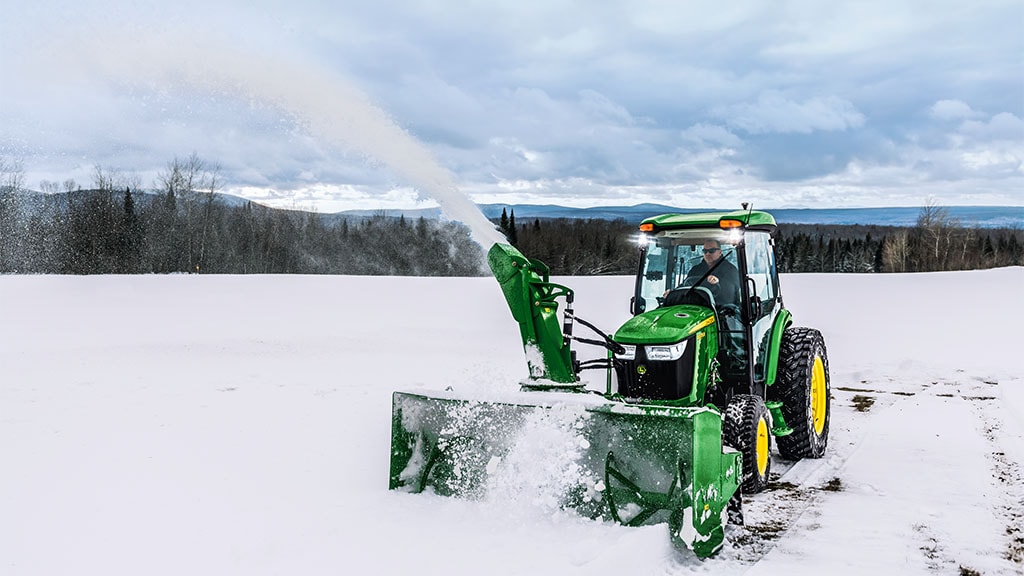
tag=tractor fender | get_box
[763,309,793,387]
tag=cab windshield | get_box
[635,229,741,315]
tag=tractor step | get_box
[765,400,794,436]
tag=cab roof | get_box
[640,210,777,233]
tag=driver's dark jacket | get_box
[684,257,741,309]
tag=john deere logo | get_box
[637,365,647,375]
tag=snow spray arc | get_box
[68,33,507,252]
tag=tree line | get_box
[3,154,1020,276]
[0,155,482,275]
[497,208,639,275]
[498,205,1023,275]
[774,202,1023,273]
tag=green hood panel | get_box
[614,306,716,345]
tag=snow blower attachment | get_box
[390,209,832,558]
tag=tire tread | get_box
[772,327,830,459]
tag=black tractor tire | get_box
[723,394,772,494]
[772,327,830,460]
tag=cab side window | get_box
[745,232,776,302]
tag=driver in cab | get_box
[682,239,741,311]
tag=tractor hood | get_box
[614,305,716,345]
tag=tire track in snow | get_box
[833,372,1022,574]
[704,373,984,572]
[964,377,1024,566]
[691,378,897,572]
[660,372,1021,574]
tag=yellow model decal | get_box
[688,316,716,335]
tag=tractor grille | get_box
[614,338,696,401]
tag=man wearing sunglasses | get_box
[683,239,741,311]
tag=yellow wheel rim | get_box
[811,356,827,435]
[756,417,769,476]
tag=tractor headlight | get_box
[616,344,636,360]
[646,341,687,361]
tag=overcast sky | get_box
[2,1,1022,212]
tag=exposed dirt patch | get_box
[836,386,880,393]
[914,523,949,571]
[722,481,820,564]
[992,453,1024,564]
[916,524,940,558]
[746,519,788,540]
[851,394,875,412]
[1005,519,1023,564]
[959,566,982,576]
[835,386,916,398]
[819,477,843,492]
[768,481,800,492]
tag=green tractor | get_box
[389,209,831,557]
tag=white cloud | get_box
[961,112,1024,141]
[578,89,636,125]
[680,124,743,147]
[929,99,983,121]
[715,92,866,135]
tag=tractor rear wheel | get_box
[723,394,771,493]
[773,327,830,459]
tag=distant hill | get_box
[338,204,1024,229]
[15,188,1023,228]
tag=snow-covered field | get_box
[2,268,1023,575]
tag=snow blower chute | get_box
[390,209,832,557]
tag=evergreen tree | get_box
[119,187,142,273]
[1008,233,1021,265]
[508,209,518,245]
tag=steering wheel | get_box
[661,283,704,308]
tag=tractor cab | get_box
[627,210,784,400]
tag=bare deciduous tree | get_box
[916,197,962,271]
[882,231,909,273]
[0,156,25,193]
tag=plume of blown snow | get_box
[40,32,509,253]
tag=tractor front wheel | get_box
[723,394,772,493]
[772,327,830,459]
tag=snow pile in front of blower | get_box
[481,402,604,519]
